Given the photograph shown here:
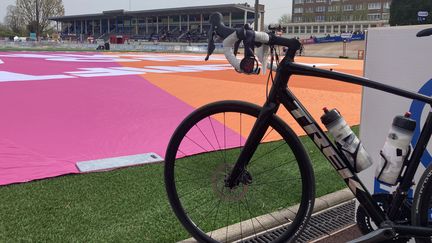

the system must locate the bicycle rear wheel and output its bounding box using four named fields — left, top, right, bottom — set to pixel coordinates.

left=165, top=100, right=315, bottom=242
left=412, top=163, right=432, bottom=242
